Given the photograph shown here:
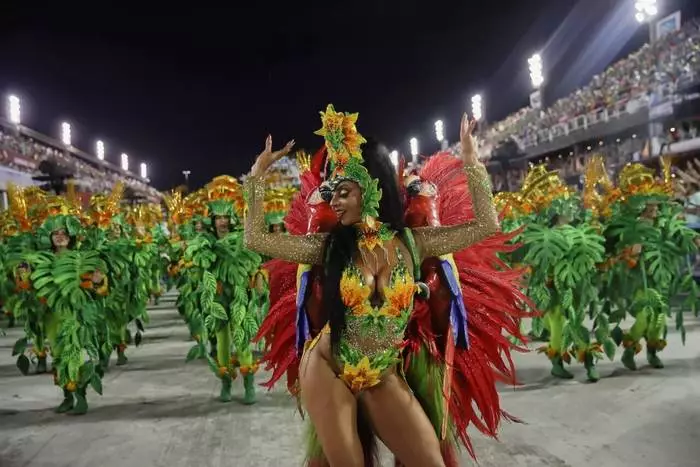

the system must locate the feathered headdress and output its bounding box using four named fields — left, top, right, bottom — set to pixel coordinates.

left=205, top=175, right=244, bottom=219
left=88, top=182, right=125, bottom=229
left=6, top=183, right=33, bottom=234
left=264, top=187, right=296, bottom=226
left=519, top=163, right=574, bottom=212
left=582, top=154, right=614, bottom=216
left=314, top=104, right=380, bottom=224
left=618, top=162, right=672, bottom=199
